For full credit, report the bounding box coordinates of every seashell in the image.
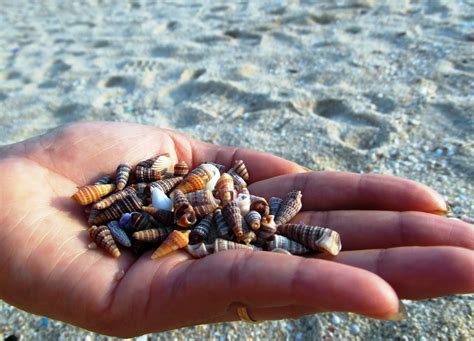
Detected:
[245,210,261,231]
[249,195,270,217]
[119,212,133,232]
[185,242,210,258]
[271,248,293,256]
[135,166,162,182]
[151,188,173,211]
[274,190,302,225]
[189,214,212,244]
[222,200,243,238]
[72,184,116,205]
[213,208,230,238]
[193,202,219,219]
[151,230,190,259]
[203,161,226,174]
[88,225,121,258]
[185,190,218,207]
[141,206,174,225]
[131,212,161,231]
[150,153,171,174]
[188,164,213,179]
[228,170,247,191]
[212,239,254,253]
[133,183,148,201]
[174,173,208,194]
[200,163,220,191]
[115,163,132,190]
[236,189,251,216]
[230,159,249,181]
[173,189,197,227]
[216,173,235,204]
[93,186,137,209]
[136,154,166,168]
[268,197,283,217]
[174,161,189,177]
[277,223,341,256]
[266,234,309,255]
[256,215,277,245]
[163,172,177,179]
[149,177,183,194]
[132,227,169,242]
[94,175,113,185]
[92,193,143,225]
[88,207,100,226]
[107,220,132,247]
[240,218,257,244]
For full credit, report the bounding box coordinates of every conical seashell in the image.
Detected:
[151,188,173,211]
[151,230,190,259]
[150,153,171,174]
[212,239,254,253]
[119,212,133,232]
[135,166,162,182]
[132,228,169,242]
[249,195,270,217]
[88,225,121,258]
[131,212,161,231]
[189,214,213,244]
[216,173,235,204]
[186,242,210,258]
[188,164,214,179]
[173,189,197,227]
[271,248,293,256]
[94,175,113,185]
[236,189,251,216]
[185,190,218,207]
[174,173,208,194]
[200,163,220,191]
[256,215,277,245]
[277,224,341,256]
[137,154,165,168]
[274,190,302,225]
[134,182,148,201]
[222,200,243,238]
[231,160,249,181]
[107,220,131,247]
[141,206,175,225]
[245,210,261,231]
[93,186,137,209]
[149,177,183,194]
[193,202,219,218]
[266,234,309,255]
[92,193,143,225]
[174,161,189,177]
[203,161,225,174]
[214,208,230,238]
[72,184,116,205]
[115,163,132,190]
[269,197,283,217]
[228,170,247,191]
[88,207,100,226]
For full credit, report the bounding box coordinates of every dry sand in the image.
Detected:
[0,0,473,339]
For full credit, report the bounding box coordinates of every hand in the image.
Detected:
[0,122,472,337]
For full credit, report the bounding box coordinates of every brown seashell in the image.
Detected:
[149,177,183,194]
[151,230,190,259]
[72,184,116,206]
[150,153,171,174]
[93,186,137,210]
[266,234,309,255]
[216,173,235,204]
[189,214,213,244]
[185,190,219,207]
[274,190,302,225]
[174,173,208,194]
[92,193,143,225]
[268,197,283,217]
[228,170,247,191]
[231,160,249,181]
[256,215,277,245]
[88,225,121,258]
[173,189,197,227]
[245,210,261,231]
[115,163,132,190]
[186,242,210,258]
[277,223,341,256]
[131,212,161,231]
[94,175,113,185]
[135,166,162,182]
[142,206,175,225]
[132,228,169,242]
[193,202,219,219]
[136,154,167,168]
[212,239,254,253]
[222,200,243,238]
[250,195,270,217]
[174,161,190,177]
[87,207,100,226]
[213,208,230,238]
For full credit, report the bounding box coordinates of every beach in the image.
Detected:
[0,0,473,339]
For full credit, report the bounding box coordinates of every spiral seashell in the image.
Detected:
[271,248,293,256]
[268,197,283,217]
[173,189,197,227]
[277,223,341,256]
[94,175,113,185]
[87,207,100,226]
[92,193,143,225]
[72,184,116,205]
[150,153,171,174]
[134,182,148,201]
[174,161,189,177]
[249,195,270,217]
[88,225,121,258]
[228,170,247,191]
[132,228,169,242]
[151,188,173,211]
[131,211,161,231]
[200,163,220,191]
[119,212,133,232]
[236,189,251,216]
[151,230,190,259]
[245,210,261,231]
[149,177,183,194]
[107,220,132,247]
[174,173,208,194]
[141,206,174,225]
[135,166,162,182]
[93,186,137,210]
[115,163,132,190]
[231,160,249,181]
[266,234,309,255]
[216,173,235,204]
[222,200,243,238]
[274,190,302,225]
[214,208,230,238]
[193,202,219,219]
[212,239,254,253]
[136,154,166,168]
[203,161,225,174]
[185,242,210,258]
[188,164,214,179]
[185,190,218,207]
[189,214,212,244]
[256,215,277,245]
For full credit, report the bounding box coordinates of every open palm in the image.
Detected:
[0,122,472,337]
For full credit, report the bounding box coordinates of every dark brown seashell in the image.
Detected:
[185,190,219,207]
[250,195,270,217]
[142,206,175,225]
[87,207,100,226]
[228,170,247,191]
[266,234,309,255]
[72,184,116,206]
[135,166,162,182]
[268,197,283,217]
[132,228,169,242]
[193,202,219,219]
[231,160,249,181]
[256,215,277,245]
[131,212,161,231]
[189,214,213,244]
[88,225,120,258]
[115,163,132,190]
[213,208,230,238]
[174,161,190,177]
[222,200,243,238]
[136,155,164,168]
[245,210,261,231]
[274,190,302,225]
[93,186,137,210]
[92,193,143,225]
[173,189,197,227]
[94,175,113,185]
[149,177,183,194]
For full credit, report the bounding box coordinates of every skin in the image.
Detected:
[0,121,472,337]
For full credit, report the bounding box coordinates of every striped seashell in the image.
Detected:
[231,160,249,181]
[203,161,226,174]
[149,177,183,194]
[88,225,121,258]
[206,219,218,244]
[266,234,309,255]
[200,164,220,191]
[245,210,261,231]
[228,170,247,191]
[188,164,213,179]
[269,197,283,217]
[185,190,218,207]
[222,200,243,238]
[212,239,254,253]
[193,202,219,219]
[93,186,137,209]
[135,166,162,182]
[94,175,113,185]
[115,163,132,190]
[92,193,143,225]
[174,173,208,194]
[119,212,133,232]
[277,223,341,256]
[163,172,177,179]
[136,154,164,168]
[236,189,251,216]
[271,248,293,256]
[132,227,169,242]
[250,195,270,217]
[151,188,173,211]
[189,214,213,244]
[87,207,100,226]
[241,230,257,245]
[256,215,277,245]
[185,242,210,258]
[107,220,131,247]
[142,206,175,225]
[216,173,235,204]
[173,189,197,227]
[134,182,148,200]
[213,208,230,238]
[274,190,302,225]
[151,230,190,259]
[174,161,189,177]
[72,184,116,205]
[131,212,160,231]
[150,153,171,174]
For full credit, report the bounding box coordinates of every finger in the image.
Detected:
[316,246,474,299]
[293,211,474,250]
[249,172,447,214]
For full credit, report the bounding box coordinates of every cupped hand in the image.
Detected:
[0,122,472,337]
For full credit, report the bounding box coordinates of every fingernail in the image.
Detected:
[300,166,312,173]
[431,199,449,216]
[387,300,408,321]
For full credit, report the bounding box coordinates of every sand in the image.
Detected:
[0,0,473,339]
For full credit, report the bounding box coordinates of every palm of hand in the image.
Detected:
[0,122,472,337]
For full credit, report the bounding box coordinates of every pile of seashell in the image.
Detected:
[71,154,342,260]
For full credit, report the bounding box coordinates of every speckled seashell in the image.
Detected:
[94,175,113,185]
[185,190,218,207]
[212,239,254,253]
[271,248,293,256]
[216,173,235,204]
[193,202,219,219]
[173,189,197,227]
[72,184,116,206]
[189,214,213,244]
[93,186,137,210]
[222,200,243,238]
[249,195,270,217]
[228,170,247,191]
[266,234,309,255]
[151,188,173,211]
[107,220,132,247]
[213,208,230,238]
[185,242,210,258]
[268,197,283,217]
[174,173,208,194]
[88,225,121,258]
[236,189,251,216]
[277,223,341,256]
[92,193,143,225]
[174,161,189,177]
[135,166,162,182]
[256,215,277,244]
[141,206,175,225]
[245,210,261,231]
[150,153,171,174]
[115,163,132,190]
[231,160,249,181]
[149,177,183,194]
[274,190,302,225]
[132,228,169,242]
[151,230,190,259]
[203,161,225,174]
[119,212,133,232]
[131,211,160,231]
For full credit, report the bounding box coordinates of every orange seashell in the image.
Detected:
[115,163,132,190]
[149,177,183,194]
[174,161,189,177]
[132,228,169,242]
[88,225,121,258]
[174,173,208,194]
[173,190,197,227]
[231,160,249,181]
[72,184,116,205]
[274,190,302,225]
[151,230,190,259]
[93,186,137,209]
[256,215,277,245]
[216,173,235,204]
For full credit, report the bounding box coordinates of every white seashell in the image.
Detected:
[151,188,173,211]
[236,191,251,216]
[201,163,220,191]
[151,154,172,173]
